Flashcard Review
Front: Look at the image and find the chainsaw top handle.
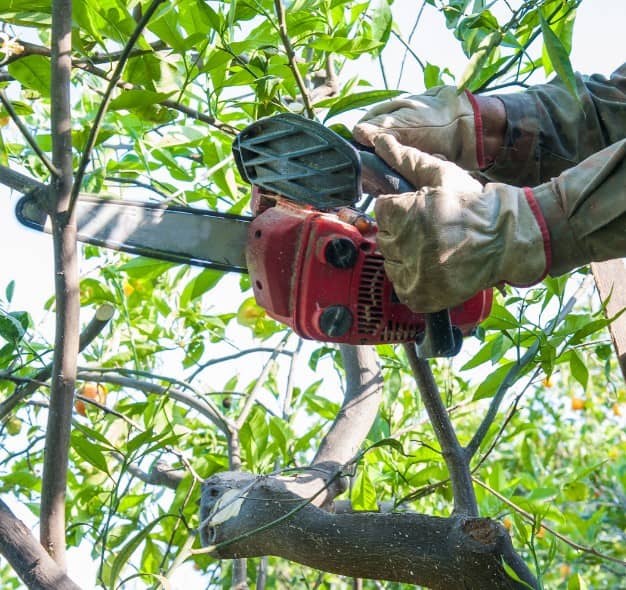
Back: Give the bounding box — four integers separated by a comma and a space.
233, 113, 462, 358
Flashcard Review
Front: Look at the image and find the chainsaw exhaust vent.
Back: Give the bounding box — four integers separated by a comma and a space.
357, 253, 421, 342
357, 254, 385, 335
233, 113, 362, 209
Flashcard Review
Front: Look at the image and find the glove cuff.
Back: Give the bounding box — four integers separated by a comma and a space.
464, 90, 486, 170
531, 180, 590, 276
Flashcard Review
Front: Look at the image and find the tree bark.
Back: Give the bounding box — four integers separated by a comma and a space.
199, 472, 536, 590
40, 0, 78, 567
0, 499, 81, 590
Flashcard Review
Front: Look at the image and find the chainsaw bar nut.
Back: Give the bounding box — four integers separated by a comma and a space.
324, 237, 358, 269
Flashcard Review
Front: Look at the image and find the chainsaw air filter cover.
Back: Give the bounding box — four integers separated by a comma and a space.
233, 113, 362, 209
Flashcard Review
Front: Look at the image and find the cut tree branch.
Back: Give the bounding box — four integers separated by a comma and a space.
199, 472, 537, 590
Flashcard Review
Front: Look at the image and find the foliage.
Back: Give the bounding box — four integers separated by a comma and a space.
0, 0, 624, 589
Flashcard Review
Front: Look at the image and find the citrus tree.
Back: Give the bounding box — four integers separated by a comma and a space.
0, 0, 624, 588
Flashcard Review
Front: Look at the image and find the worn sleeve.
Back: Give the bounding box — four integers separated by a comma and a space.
532, 139, 626, 276
484, 63, 626, 186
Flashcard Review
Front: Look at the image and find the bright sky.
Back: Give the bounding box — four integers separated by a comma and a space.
0, 1, 624, 587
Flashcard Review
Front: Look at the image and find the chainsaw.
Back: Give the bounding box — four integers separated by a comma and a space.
11, 114, 492, 357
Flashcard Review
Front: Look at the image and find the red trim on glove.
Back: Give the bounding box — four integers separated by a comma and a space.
516, 187, 552, 285
464, 90, 486, 170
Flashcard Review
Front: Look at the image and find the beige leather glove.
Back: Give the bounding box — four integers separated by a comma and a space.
373, 135, 551, 312
353, 86, 485, 171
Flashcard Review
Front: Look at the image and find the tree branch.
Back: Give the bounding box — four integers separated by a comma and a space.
273, 0, 314, 118
403, 345, 478, 517
199, 472, 536, 590
39, 0, 79, 563
0, 498, 82, 590
124, 459, 185, 490
75, 371, 231, 434
314, 345, 382, 467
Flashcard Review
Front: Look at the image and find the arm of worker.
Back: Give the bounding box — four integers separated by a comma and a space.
371, 134, 626, 313
487, 63, 626, 185
354, 63, 626, 186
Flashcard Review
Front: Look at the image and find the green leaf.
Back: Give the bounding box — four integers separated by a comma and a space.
457, 31, 502, 91
109, 89, 174, 111
501, 558, 534, 589
118, 257, 175, 280
472, 362, 516, 401
8, 55, 51, 97
568, 573, 589, 590
180, 269, 223, 307
71, 435, 110, 475
318, 89, 403, 121
569, 349, 588, 391
0, 100, 34, 117
0, 311, 28, 343
539, 13, 580, 103
351, 468, 377, 511
5, 280, 15, 303
107, 517, 164, 587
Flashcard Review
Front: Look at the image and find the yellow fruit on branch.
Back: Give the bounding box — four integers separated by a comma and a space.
571, 397, 585, 411
75, 382, 108, 416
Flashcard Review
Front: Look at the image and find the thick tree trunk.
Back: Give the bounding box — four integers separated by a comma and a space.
199, 472, 535, 590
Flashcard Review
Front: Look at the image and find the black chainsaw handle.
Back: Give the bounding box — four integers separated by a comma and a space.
358, 150, 462, 359
359, 150, 414, 196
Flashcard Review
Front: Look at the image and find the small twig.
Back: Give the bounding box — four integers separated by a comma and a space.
70, 0, 167, 210
396, 1, 427, 88
403, 344, 478, 517
188, 347, 294, 381
0, 89, 60, 176
273, 0, 315, 118
473, 477, 626, 568
234, 337, 289, 430
76, 370, 231, 435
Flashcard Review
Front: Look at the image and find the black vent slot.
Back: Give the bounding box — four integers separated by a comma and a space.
232, 113, 362, 209
357, 254, 385, 335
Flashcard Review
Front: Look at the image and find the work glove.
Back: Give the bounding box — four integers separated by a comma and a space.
372, 135, 551, 312
353, 86, 486, 171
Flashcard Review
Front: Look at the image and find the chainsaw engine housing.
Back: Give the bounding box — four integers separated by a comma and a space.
246, 199, 492, 345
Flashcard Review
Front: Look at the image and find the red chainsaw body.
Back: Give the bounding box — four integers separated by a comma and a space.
246, 197, 492, 345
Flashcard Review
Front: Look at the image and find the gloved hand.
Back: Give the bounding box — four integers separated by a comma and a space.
372, 135, 551, 312
353, 86, 487, 171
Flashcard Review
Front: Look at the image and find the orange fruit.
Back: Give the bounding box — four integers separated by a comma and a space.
75, 382, 108, 416
559, 564, 571, 578
502, 517, 513, 531
571, 397, 585, 411
542, 376, 553, 388
612, 403, 622, 417
123, 281, 135, 297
